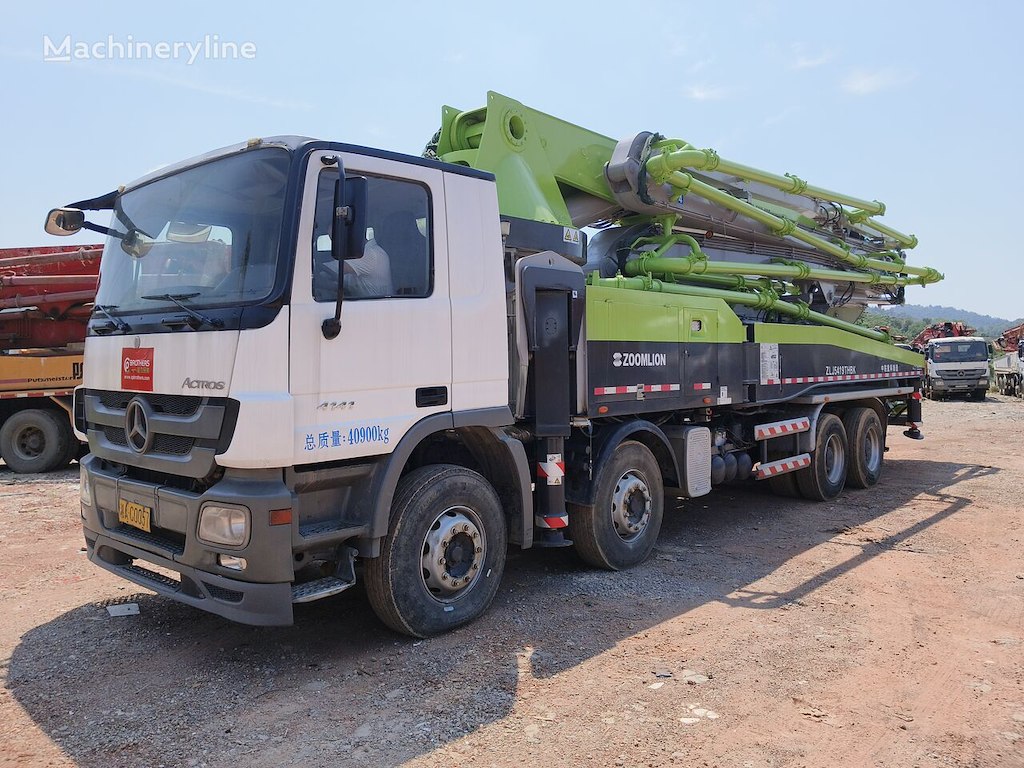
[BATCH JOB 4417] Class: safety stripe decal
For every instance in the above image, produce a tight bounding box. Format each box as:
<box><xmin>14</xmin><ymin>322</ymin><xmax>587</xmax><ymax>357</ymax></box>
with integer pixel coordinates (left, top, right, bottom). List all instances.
<box><xmin>753</xmin><ymin>454</ymin><xmax>806</xmax><ymax>479</ymax></box>
<box><xmin>536</xmin><ymin>454</ymin><xmax>566</xmax><ymax>485</ymax></box>
<box><xmin>593</xmin><ymin>384</ymin><xmax>681</xmax><ymax>396</ymax></box>
<box><xmin>755</xmin><ymin>417</ymin><xmax>811</xmax><ymax>441</ymax></box>
<box><xmin>535</xmin><ymin>514</ymin><xmax>569</xmax><ymax>530</ymax></box>
<box><xmin>0</xmin><ymin>389</ymin><xmax>74</xmax><ymax>400</ymax></box>
<box><xmin>762</xmin><ymin>369</ymin><xmax>922</xmax><ymax>385</ymax></box>
<box><xmin>755</xmin><ymin>454</ymin><xmax>811</xmax><ymax>479</ymax></box>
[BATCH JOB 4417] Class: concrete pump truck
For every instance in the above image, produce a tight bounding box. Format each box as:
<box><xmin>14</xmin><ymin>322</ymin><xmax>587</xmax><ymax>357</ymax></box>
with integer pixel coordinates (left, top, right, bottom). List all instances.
<box><xmin>46</xmin><ymin>93</ymin><xmax>939</xmax><ymax>637</ymax></box>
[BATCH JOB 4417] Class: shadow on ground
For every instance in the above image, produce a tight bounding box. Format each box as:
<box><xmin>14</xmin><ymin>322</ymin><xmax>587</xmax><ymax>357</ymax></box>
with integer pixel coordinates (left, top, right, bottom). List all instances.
<box><xmin>5</xmin><ymin>457</ymin><xmax>995</xmax><ymax>767</ymax></box>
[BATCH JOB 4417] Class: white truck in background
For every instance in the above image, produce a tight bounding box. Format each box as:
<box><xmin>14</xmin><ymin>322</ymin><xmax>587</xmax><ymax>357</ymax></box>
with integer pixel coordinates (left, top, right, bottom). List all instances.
<box><xmin>992</xmin><ymin>341</ymin><xmax>1024</xmax><ymax>397</ymax></box>
<box><xmin>922</xmin><ymin>336</ymin><xmax>990</xmax><ymax>400</ymax></box>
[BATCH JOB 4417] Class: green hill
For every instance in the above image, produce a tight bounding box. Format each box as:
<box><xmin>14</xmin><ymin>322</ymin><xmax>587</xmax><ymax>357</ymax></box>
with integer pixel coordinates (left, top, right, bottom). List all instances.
<box><xmin>860</xmin><ymin>305</ymin><xmax>1024</xmax><ymax>341</ymax></box>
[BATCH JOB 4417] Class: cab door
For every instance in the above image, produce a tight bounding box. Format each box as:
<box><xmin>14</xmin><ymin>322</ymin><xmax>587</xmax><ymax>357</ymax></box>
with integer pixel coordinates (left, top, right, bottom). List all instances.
<box><xmin>288</xmin><ymin>150</ymin><xmax>452</xmax><ymax>464</ymax></box>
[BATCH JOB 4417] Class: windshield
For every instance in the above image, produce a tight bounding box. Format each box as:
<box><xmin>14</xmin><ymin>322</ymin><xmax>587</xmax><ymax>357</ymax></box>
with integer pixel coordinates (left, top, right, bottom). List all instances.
<box><xmin>931</xmin><ymin>340</ymin><xmax>988</xmax><ymax>363</ymax></box>
<box><xmin>95</xmin><ymin>147</ymin><xmax>290</xmax><ymax>314</ymax></box>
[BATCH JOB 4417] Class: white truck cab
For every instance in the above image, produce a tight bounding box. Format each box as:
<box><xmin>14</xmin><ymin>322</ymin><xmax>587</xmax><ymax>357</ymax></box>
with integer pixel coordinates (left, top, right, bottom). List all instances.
<box><xmin>922</xmin><ymin>336</ymin><xmax>989</xmax><ymax>400</ymax></box>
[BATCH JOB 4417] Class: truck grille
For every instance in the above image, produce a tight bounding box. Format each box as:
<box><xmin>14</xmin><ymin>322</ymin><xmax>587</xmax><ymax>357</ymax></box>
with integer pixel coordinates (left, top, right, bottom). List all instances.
<box><xmin>84</xmin><ymin>389</ymin><xmax>238</xmax><ymax>479</ymax></box>
<box><xmin>100</xmin><ymin>391</ymin><xmax>202</xmax><ymax>417</ymax></box>
<box><xmin>937</xmin><ymin>368</ymin><xmax>987</xmax><ymax>379</ymax></box>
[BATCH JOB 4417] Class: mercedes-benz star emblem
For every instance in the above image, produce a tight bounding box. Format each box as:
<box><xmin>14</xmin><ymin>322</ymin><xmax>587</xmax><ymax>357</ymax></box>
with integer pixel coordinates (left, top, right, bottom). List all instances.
<box><xmin>125</xmin><ymin>398</ymin><xmax>153</xmax><ymax>454</ymax></box>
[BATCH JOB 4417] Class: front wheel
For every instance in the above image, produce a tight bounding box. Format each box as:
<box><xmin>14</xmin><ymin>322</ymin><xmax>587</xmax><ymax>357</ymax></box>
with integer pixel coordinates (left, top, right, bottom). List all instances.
<box><xmin>570</xmin><ymin>440</ymin><xmax>664</xmax><ymax>570</ymax></box>
<box><xmin>364</xmin><ymin>465</ymin><xmax>506</xmax><ymax>638</ymax></box>
<box><xmin>795</xmin><ymin>413</ymin><xmax>848</xmax><ymax>501</ymax></box>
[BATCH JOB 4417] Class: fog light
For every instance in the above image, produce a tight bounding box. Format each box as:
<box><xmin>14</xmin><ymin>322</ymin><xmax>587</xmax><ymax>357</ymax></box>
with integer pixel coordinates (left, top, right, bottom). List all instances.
<box><xmin>198</xmin><ymin>504</ymin><xmax>250</xmax><ymax>546</ymax></box>
<box><xmin>218</xmin><ymin>554</ymin><xmax>247</xmax><ymax>571</ymax></box>
<box><xmin>79</xmin><ymin>464</ymin><xmax>92</xmax><ymax>507</ymax></box>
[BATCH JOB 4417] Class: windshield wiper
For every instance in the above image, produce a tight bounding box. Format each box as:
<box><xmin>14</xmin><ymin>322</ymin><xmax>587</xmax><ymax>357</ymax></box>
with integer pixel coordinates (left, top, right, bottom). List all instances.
<box><xmin>141</xmin><ymin>292</ymin><xmax>224</xmax><ymax>329</ymax></box>
<box><xmin>92</xmin><ymin>303</ymin><xmax>131</xmax><ymax>332</ymax></box>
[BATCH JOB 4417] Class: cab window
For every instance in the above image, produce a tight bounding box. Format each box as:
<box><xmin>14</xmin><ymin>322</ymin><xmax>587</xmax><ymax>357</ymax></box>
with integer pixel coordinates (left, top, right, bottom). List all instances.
<box><xmin>312</xmin><ymin>171</ymin><xmax>431</xmax><ymax>301</ymax></box>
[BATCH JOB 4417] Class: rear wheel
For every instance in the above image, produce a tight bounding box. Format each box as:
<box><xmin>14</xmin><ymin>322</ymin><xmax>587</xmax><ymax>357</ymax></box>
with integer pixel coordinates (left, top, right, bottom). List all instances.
<box><xmin>843</xmin><ymin>408</ymin><xmax>884</xmax><ymax>489</ymax></box>
<box><xmin>768</xmin><ymin>471</ymin><xmax>802</xmax><ymax>498</ymax></box>
<box><xmin>795</xmin><ymin>413</ymin><xmax>848</xmax><ymax>501</ymax></box>
<box><xmin>570</xmin><ymin>440</ymin><xmax>664</xmax><ymax>570</ymax></box>
<box><xmin>364</xmin><ymin>464</ymin><xmax>506</xmax><ymax>637</ymax></box>
<box><xmin>0</xmin><ymin>409</ymin><xmax>72</xmax><ymax>474</ymax></box>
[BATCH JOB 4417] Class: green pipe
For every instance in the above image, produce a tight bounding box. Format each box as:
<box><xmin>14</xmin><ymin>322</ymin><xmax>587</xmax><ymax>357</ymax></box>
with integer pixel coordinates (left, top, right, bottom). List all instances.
<box><xmin>632</xmin><ymin>230</ymin><xmax>704</xmax><ymax>260</ymax></box>
<box><xmin>647</xmin><ymin>143</ymin><xmax>886</xmax><ymax>215</ymax></box>
<box><xmin>846</xmin><ymin>210</ymin><xmax>919</xmax><ymax>248</ymax></box>
<box><xmin>626</xmin><ymin>253</ymin><xmax>928</xmax><ymax>287</ymax></box>
<box><xmin>664</xmin><ymin>272</ymin><xmax>799</xmax><ymax>295</ymax></box>
<box><xmin>663</xmin><ymin>170</ymin><xmax>942</xmax><ymax>283</ymax></box>
<box><xmin>590</xmin><ymin>274</ymin><xmax>890</xmax><ymax>342</ymax></box>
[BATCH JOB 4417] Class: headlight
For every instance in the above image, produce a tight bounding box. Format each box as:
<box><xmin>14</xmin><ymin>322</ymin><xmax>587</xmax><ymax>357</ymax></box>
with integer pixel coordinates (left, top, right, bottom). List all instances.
<box><xmin>979</xmin><ymin>379</ymin><xmax>988</xmax><ymax>386</ymax></box>
<box><xmin>198</xmin><ymin>504</ymin><xmax>250</xmax><ymax>547</ymax></box>
<box><xmin>79</xmin><ymin>463</ymin><xmax>92</xmax><ymax>507</ymax></box>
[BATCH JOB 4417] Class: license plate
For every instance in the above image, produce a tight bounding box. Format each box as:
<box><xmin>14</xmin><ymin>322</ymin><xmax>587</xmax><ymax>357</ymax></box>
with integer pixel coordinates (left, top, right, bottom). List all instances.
<box><xmin>118</xmin><ymin>499</ymin><xmax>152</xmax><ymax>533</ymax></box>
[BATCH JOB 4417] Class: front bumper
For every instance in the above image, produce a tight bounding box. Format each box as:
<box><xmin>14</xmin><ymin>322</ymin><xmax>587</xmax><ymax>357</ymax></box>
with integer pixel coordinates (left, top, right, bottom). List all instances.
<box><xmin>80</xmin><ymin>454</ymin><xmax>296</xmax><ymax>626</ymax></box>
<box><xmin>932</xmin><ymin>378</ymin><xmax>987</xmax><ymax>392</ymax></box>
<box><xmin>84</xmin><ymin>529</ymin><xmax>294</xmax><ymax>625</ymax></box>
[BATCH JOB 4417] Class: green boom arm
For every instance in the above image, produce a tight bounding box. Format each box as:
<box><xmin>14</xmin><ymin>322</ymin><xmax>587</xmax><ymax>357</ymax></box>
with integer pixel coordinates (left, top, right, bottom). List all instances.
<box><xmin>433</xmin><ymin>92</ymin><xmax>942</xmax><ymax>339</ymax></box>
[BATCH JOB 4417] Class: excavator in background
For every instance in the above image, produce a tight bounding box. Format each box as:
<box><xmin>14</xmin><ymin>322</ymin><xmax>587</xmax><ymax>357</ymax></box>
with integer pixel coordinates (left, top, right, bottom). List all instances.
<box><xmin>0</xmin><ymin>245</ymin><xmax>100</xmax><ymax>472</ymax></box>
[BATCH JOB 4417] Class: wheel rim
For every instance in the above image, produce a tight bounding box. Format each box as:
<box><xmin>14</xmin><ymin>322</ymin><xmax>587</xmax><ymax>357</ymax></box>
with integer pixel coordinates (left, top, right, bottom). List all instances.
<box><xmin>420</xmin><ymin>505</ymin><xmax>485</xmax><ymax>602</ymax></box>
<box><xmin>862</xmin><ymin>425</ymin><xmax>882</xmax><ymax>474</ymax></box>
<box><xmin>824</xmin><ymin>433</ymin><xmax>846</xmax><ymax>485</ymax></box>
<box><xmin>610</xmin><ymin>470</ymin><xmax>653</xmax><ymax>542</ymax></box>
<box><xmin>13</xmin><ymin>425</ymin><xmax>45</xmax><ymax>461</ymax></box>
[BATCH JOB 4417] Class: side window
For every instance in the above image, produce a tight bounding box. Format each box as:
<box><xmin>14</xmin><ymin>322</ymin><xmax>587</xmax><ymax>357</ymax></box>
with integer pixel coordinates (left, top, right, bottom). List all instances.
<box><xmin>312</xmin><ymin>170</ymin><xmax>431</xmax><ymax>301</ymax></box>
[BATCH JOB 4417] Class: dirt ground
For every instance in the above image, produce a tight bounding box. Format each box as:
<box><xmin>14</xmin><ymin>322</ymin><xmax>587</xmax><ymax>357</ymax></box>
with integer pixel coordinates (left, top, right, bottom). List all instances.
<box><xmin>1</xmin><ymin>396</ymin><xmax>1022</xmax><ymax>768</ymax></box>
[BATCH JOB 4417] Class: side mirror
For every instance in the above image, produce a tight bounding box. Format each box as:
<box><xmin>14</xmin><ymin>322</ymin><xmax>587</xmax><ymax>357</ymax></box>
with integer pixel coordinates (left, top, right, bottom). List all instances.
<box><xmin>322</xmin><ymin>174</ymin><xmax>368</xmax><ymax>340</ymax></box>
<box><xmin>44</xmin><ymin>207</ymin><xmax>85</xmax><ymax>236</ymax></box>
<box><xmin>331</xmin><ymin>176</ymin><xmax>368</xmax><ymax>261</ymax></box>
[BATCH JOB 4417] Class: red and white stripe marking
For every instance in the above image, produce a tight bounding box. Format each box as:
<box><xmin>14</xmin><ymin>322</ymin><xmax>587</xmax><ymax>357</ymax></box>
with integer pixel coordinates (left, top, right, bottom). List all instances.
<box><xmin>755</xmin><ymin>454</ymin><xmax>811</xmax><ymax>479</ymax></box>
<box><xmin>593</xmin><ymin>383</ymin><xmax>681</xmax><ymax>396</ymax></box>
<box><xmin>537</xmin><ymin>454</ymin><xmax>566</xmax><ymax>486</ymax></box>
<box><xmin>535</xmin><ymin>513</ymin><xmax>569</xmax><ymax>529</ymax></box>
<box><xmin>692</xmin><ymin>382</ymin><xmax>712</xmax><ymax>391</ymax></box>
<box><xmin>0</xmin><ymin>388</ymin><xmax>74</xmax><ymax>400</ymax></box>
<box><xmin>763</xmin><ymin>369</ymin><xmax>922</xmax><ymax>385</ymax></box>
<box><xmin>755</xmin><ymin>417</ymin><xmax>811</xmax><ymax>441</ymax></box>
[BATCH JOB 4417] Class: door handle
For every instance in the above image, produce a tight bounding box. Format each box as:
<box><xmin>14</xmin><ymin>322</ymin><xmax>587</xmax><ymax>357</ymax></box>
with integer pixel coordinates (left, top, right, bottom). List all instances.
<box><xmin>415</xmin><ymin>386</ymin><xmax>448</xmax><ymax>408</ymax></box>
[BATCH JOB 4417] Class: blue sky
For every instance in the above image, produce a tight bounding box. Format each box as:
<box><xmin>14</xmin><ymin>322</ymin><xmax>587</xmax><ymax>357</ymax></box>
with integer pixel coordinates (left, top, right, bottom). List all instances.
<box><xmin>2</xmin><ymin>1</ymin><xmax>1021</xmax><ymax>318</ymax></box>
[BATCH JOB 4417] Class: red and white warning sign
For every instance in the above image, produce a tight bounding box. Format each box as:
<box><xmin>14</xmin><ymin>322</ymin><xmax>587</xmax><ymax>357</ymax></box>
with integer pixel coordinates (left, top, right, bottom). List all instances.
<box><xmin>121</xmin><ymin>348</ymin><xmax>154</xmax><ymax>392</ymax></box>
<box><xmin>537</xmin><ymin>454</ymin><xmax>565</xmax><ymax>486</ymax></box>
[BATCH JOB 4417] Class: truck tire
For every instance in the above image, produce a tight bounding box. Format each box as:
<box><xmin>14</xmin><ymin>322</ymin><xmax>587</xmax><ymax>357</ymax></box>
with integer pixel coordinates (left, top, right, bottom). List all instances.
<box><xmin>0</xmin><ymin>409</ymin><xmax>72</xmax><ymax>474</ymax></box>
<box><xmin>795</xmin><ymin>413</ymin><xmax>848</xmax><ymax>501</ymax></box>
<box><xmin>570</xmin><ymin>440</ymin><xmax>664</xmax><ymax>570</ymax></box>
<box><xmin>969</xmin><ymin>388</ymin><xmax>987</xmax><ymax>401</ymax></box>
<box><xmin>364</xmin><ymin>464</ymin><xmax>506</xmax><ymax>638</ymax></box>
<box><xmin>842</xmin><ymin>408</ymin><xmax>884</xmax><ymax>489</ymax></box>
<box><xmin>768</xmin><ymin>471</ymin><xmax>801</xmax><ymax>498</ymax></box>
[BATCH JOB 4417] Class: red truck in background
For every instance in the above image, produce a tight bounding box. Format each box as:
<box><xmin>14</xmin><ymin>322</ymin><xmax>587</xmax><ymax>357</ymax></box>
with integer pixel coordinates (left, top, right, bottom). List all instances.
<box><xmin>0</xmin><ymin>245</ymin><xmax>100</xmax><ymax>472</ymax></box>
